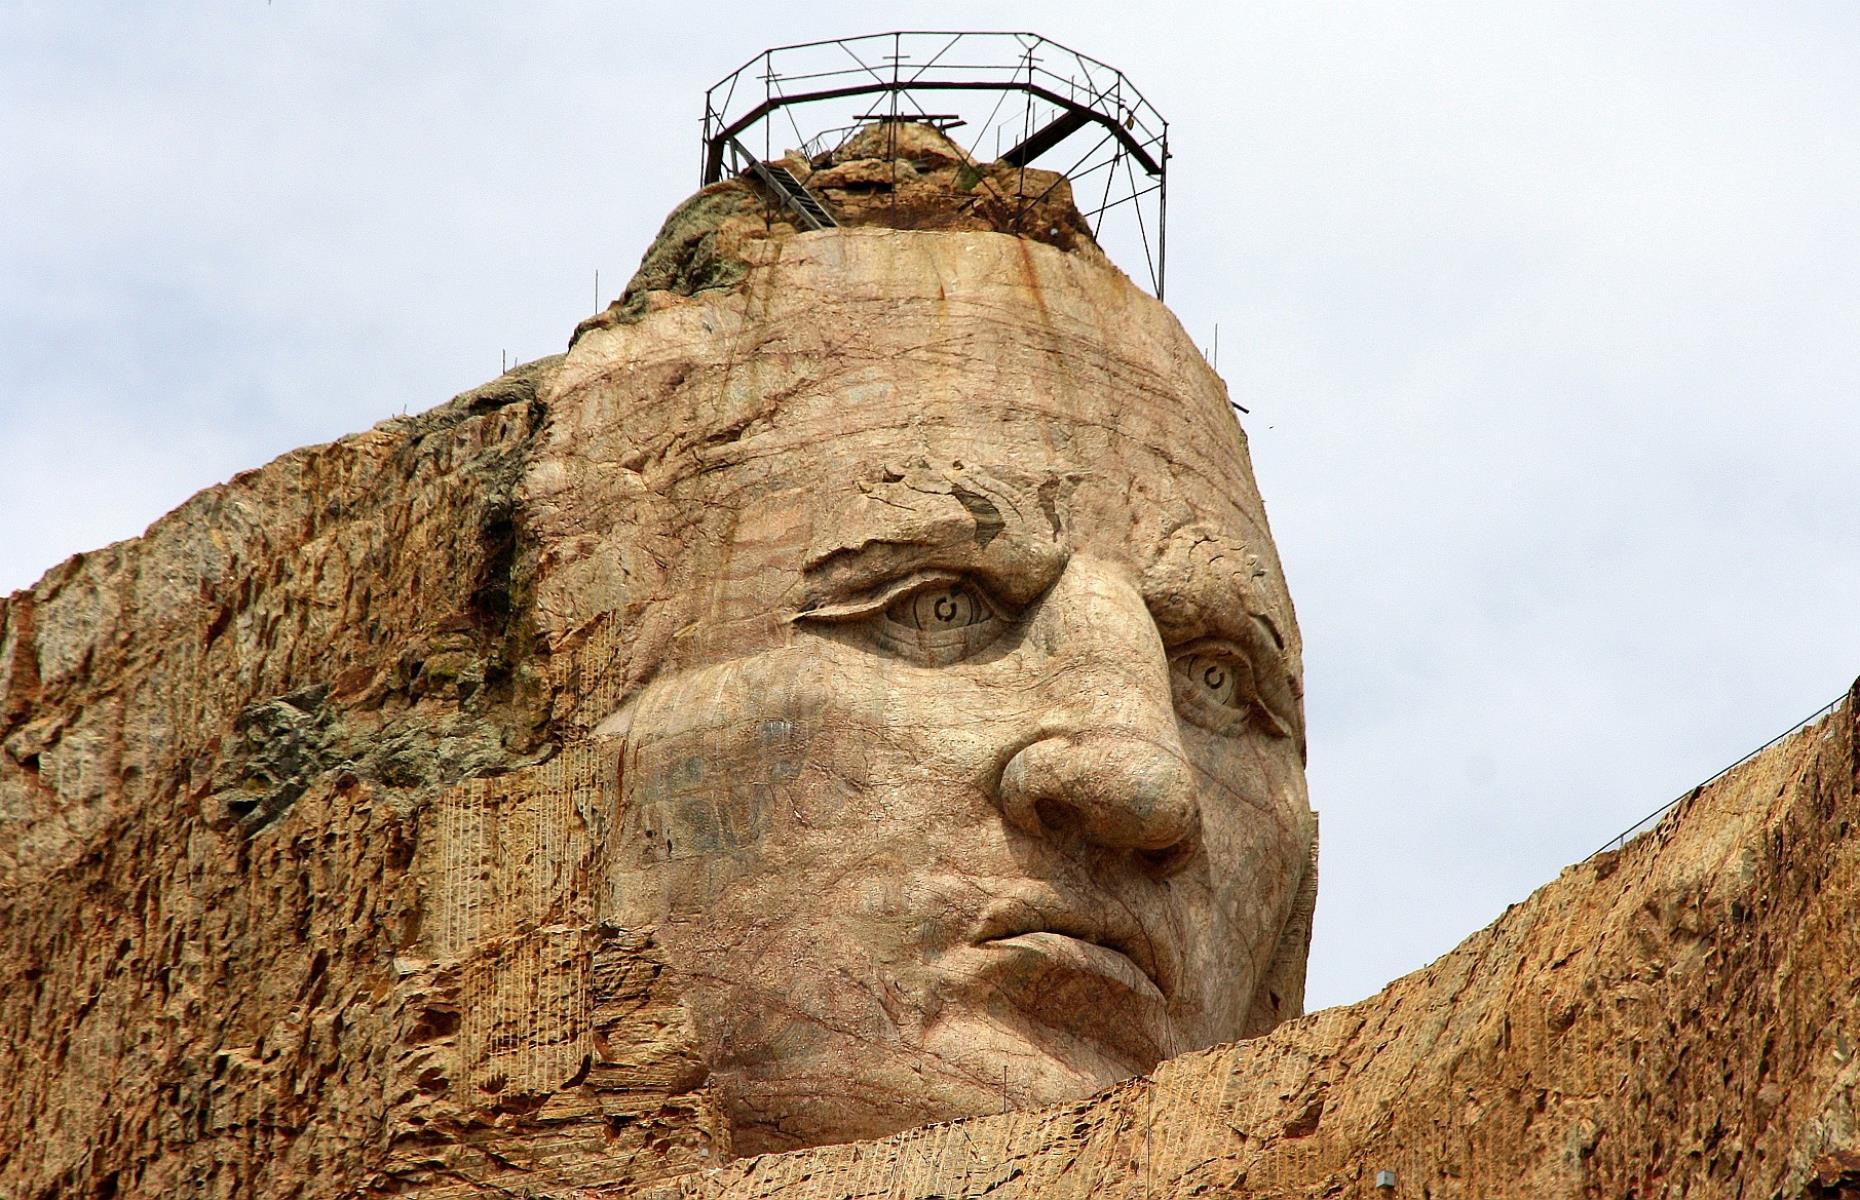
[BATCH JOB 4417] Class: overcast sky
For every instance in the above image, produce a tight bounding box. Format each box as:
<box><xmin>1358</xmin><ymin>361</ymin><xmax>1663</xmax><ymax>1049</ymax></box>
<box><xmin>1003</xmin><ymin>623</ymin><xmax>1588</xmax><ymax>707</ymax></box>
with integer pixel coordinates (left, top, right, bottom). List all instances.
<box><xmin>4</xmin><ymin>3</ymin><xmax>1857</xmax><ymax>1012</ymax></box>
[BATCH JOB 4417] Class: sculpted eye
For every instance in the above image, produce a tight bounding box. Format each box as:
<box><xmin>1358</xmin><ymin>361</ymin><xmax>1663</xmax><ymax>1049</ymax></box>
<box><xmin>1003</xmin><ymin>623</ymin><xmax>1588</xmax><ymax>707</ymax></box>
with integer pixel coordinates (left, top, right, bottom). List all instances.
<box><xmin>799</xmin><ymin>574</ymin><xmax>1008</xmax><ymax>666</ymax></box>
<box><xmin>1178</xmin><ymin>652</ymin><xmax>1240</xmax><ymax>708</ymax></box>
<box><xmin>1169</xmin><ymin>645</ymin><xmax>1293</xmax><ymax>738</ymax></box>
<box><xmin>889</xmin><ymin>584</ymin><xmax>990</xmax><ymax>631</ymax></box>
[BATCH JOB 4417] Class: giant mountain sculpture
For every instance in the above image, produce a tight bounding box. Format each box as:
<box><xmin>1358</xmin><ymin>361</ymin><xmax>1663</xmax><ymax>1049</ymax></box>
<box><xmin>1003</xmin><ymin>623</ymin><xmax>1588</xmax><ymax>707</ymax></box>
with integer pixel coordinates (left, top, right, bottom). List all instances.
<box><xmin>1</xmin><ymin>123</ymin><xmax>1853</xmax><ymax>1200</ymax></box>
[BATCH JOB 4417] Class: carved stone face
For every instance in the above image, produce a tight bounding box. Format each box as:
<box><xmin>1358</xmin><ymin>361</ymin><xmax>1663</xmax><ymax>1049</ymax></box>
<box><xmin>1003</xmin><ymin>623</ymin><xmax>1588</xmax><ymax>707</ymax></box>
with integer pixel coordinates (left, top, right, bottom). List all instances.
<box><xmin>557</xmin><ymin>230</ymin><xmax>1314</xmax><ymax>1153</ymax></box>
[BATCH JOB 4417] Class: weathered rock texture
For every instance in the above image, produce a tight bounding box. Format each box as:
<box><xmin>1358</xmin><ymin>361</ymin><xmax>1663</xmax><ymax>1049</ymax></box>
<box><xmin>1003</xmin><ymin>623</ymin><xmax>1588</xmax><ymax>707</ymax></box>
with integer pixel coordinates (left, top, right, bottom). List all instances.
<box><xmin>572</xmin><ymin>123</ymin><xmax>1101</xmax><ymax>342</ymax></box>
<box><xmin>0</xmin><ymin>369</ymin><xmax>572</xmax><ymax>1197</ymax></box>
<box><xmin>2</xmin><ymin>133</ymin><xmax>1314</xmax><ymax>1194</ymax></box>
<box><xmin>660</xmin><ymin>689</ymin><xmax>1860</xmax><ymax>1198</ymax></box>
<box><xmin>3</xmin><ymin>128</ymin><xmax>1855</xmax><ymax>1199</ymax></box>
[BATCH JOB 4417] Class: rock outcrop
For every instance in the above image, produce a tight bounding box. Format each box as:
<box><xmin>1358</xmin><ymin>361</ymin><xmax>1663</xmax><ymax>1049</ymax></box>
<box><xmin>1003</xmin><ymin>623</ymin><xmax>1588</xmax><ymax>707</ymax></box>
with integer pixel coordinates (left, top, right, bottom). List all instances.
<box><xmin>663</xmin><ymin>688</ymin><xmax>1860</xmax><ymax>1198</ymax></box>
<box><xmin>2</xmin><ymin>127</ymin><xmax>1854</xmax><ymax>1199</ymax></box>
<box><xmin>1</xmin><ymin>367</ymin><xmax>564</xmax><ymax>1197</ymax></box>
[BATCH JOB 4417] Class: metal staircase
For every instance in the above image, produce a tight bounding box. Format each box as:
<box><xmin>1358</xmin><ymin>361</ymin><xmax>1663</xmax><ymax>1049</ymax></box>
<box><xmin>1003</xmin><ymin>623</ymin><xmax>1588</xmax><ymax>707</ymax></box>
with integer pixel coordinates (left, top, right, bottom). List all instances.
<box><xmin>727</xmin><ymin>136</ymin><xmax>838</xmax><ymax>231</ymax></box>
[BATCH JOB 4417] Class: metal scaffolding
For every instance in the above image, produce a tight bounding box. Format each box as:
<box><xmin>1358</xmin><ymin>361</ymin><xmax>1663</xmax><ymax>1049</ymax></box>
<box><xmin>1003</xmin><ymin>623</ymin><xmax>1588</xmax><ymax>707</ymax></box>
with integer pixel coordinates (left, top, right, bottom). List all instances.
<box><xmin>700</xmin><ymin>32</ymin><xmax>1170</xmax><ymax>298</ymax></box>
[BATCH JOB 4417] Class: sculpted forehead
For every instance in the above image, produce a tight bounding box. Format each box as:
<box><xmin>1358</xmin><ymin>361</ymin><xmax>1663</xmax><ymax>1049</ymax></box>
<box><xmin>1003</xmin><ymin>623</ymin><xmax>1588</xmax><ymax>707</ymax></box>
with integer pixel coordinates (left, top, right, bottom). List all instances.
<box><xmin>794</xmin><ymin>462</ymin><xmax>1293</xmax><ymax>645</ymax></box>
<box><xmin>528</xmin><ymin>229</ymin><xmax>1294</xmax><ymax>675</ymax></box>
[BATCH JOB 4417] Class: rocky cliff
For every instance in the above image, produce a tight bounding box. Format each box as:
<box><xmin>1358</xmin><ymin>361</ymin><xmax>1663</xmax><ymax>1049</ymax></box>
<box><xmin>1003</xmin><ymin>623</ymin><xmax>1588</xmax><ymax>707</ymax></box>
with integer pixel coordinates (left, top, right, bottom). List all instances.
<box><xmin>661</xmin><ymin>688</ymin><xmax>1860</xmax><ymax>1198</ymax></box>
<box><xmin>2</xmin><ymin>129</ymin><xmax>1854</xmax><ymax>1198</ymax></box>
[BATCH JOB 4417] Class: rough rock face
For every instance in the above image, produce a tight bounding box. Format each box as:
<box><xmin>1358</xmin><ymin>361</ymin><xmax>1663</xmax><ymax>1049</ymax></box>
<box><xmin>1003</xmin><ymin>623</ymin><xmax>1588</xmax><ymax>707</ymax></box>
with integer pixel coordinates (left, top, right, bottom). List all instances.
<box><xmin>1</xmin><ymin>139</ymin><xmax>1314</xmax><ymax>1195</ymax></box>
<box><xmin>0</xmin><ymin>371</ymin><xmax>567</xmax><ymax>1197</ymax></box>
<box><xmin>572</xmin><ymin>123</ymin><xmax>1103</xmax><ymax>341</ymax></box>
<box><xmin>3</xmin><ymin>131</ymin><xmax>1854</xmax><ymax>1199</ymax></box>
<box><xmin>663</xmin><ymin>688</ymin><xmax>1860</xmax><ymax>1198</ymax></box>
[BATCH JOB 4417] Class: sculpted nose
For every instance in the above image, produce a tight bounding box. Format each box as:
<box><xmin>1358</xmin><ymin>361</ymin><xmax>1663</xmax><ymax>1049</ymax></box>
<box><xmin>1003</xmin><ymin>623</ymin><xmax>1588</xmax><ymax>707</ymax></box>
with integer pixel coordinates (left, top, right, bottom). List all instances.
<box><xmin>994</xmin><ymin>560</ymin><xmax>1203</xmax><ymax>874</ymax></box>
<box><xmin>999</xmin><ymin>731</ymin><xmax>1201</xmax><ymax>872</ymax></box>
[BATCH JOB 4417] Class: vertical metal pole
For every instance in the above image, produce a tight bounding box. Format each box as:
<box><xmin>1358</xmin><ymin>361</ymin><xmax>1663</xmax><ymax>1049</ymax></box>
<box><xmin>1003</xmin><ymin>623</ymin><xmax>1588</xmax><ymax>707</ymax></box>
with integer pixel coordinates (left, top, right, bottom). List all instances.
<box><xmin>1156</xmin><ymin>126</ymin><xmax>1169</xmax><ymax>299</ymax></box>
<box><xmin>1016</xmin><ymin>42</ymin><xmax>1033</xmax><ymax>227</ymax></box>
<box><xmin>890</xmin><ymin>32</ymin><xmax>901</xmax><ymax>220</ymax></box>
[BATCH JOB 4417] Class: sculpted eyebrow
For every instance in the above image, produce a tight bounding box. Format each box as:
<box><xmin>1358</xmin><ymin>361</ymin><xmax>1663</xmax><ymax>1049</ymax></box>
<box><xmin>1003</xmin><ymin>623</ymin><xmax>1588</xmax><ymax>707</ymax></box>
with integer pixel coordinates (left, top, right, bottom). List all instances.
<box><xmin>1139</xmin><ymin>535</ymin><xmax>1293</xmax><ymax>663</ymax></box>
<box><xmin>798</xmin><ymin>526</ymin><xmax>1063</xmax><ymax>615</ymax></box>
<box><xmin>1143</xmin><ymin>561</ymin><xmax>1303</xmax><ymax>744</ymax></box>
<box><xmin>1153</xmin><ymin>584</ymin><xmax>1284</xmax><ymax>658</ymax></box>
<box><xmin>796</xmin><ymin>466</ymin><xmax>1071</xmax><ymax>615</ymax></box>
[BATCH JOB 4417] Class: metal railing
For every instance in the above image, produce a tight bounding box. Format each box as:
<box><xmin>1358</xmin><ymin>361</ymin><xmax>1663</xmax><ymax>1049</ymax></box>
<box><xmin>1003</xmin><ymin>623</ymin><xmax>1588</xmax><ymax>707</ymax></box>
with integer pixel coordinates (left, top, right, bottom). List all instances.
<box><xmin>1589</xmin><ymin>685</ymin><xmax>1851</xmax><ymax>858</ymax></box>
<box><xmin>698</xmin><ymin>32</ymin><xmax>1170</xmax><ymax>297</ymax></box>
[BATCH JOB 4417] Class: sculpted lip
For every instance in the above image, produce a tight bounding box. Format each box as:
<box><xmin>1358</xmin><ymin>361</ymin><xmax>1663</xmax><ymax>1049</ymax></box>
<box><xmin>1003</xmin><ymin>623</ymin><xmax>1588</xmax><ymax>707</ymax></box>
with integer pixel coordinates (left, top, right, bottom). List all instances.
<box><xmin>972</xmin><ymin>898</ymin><xmax>1172</xmax><ymax>1002</ymax></box>
<box><xmin>984</xmin><ymin>932</ymin><xmax>1164</xmax><ymax>1005</ymax></box>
